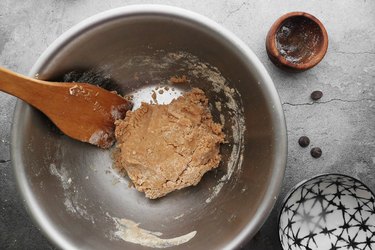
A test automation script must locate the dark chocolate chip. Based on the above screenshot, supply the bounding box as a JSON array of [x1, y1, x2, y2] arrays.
[[311, 147, 322, 158], [311, 90, 323, 100], [298, 136, 310, 147]]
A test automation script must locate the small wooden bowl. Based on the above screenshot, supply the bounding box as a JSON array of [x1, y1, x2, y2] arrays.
[[266, 12, 328, 71]]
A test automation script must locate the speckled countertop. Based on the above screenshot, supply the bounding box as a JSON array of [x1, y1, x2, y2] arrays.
[[0, 1, 374, 249]]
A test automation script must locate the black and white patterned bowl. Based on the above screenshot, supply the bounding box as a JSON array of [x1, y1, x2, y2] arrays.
[[279, 174, 375, 250]]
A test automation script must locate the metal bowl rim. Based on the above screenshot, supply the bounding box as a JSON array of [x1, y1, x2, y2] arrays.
[[11, 4, 287, 250]]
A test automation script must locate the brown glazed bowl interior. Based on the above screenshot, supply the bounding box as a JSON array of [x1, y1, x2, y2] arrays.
[[266, 12, 328, 71]]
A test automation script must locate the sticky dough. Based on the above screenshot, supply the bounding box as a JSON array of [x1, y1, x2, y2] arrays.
[[114, 88, 224, 199]]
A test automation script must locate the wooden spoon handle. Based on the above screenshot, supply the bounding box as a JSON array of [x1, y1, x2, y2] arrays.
[[0, 66, 132, 148], [0, 66, 74, 113], [0, 67, 47, 104]]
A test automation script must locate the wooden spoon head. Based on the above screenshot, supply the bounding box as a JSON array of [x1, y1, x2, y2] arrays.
[[40, 82, 132, 148]]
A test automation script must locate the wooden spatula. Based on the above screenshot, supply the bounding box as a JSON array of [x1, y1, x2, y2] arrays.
[[0, 67, 132, 148]]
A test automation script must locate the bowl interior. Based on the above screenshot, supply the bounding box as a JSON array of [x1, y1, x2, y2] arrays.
[[266, 12, 328, 71], [13, 7, 286, 250], [275, 15, 325, 65]]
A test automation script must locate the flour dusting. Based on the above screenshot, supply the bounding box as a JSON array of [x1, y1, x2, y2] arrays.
[[88, 130, 114, 148], [89, 130, 106, 144], [173, 213, 185, 220], [113, 217, 196, 248], [49, 163, 95, 224], [205, 182, 225, 203], [49, 163, 72, 190]]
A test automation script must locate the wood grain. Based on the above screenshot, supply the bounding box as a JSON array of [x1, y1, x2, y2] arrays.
[[0, 67, 132, 148], [266, 12, 328, 72]]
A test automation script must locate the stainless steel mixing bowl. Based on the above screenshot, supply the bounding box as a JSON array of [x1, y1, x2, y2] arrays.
[[12, 5, 287, 250]]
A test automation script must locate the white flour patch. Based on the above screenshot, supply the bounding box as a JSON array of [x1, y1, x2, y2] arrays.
[[88, 130, 113, 148], [111, 103, 130, 120], [49, 163, 72, 190], [89, 130, 105, 145], [110, 106, 123, 120], [173, 214, 185, 220], [113, 217, 196, 248], [205, 182, 225, 203], [215, 101, 222, 112], [220, 114, 225, 126], [49, 163, 95, 224], [64, 198, 76, 214]]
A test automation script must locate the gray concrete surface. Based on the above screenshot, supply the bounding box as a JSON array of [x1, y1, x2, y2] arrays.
[[0, 0, 374, 249]]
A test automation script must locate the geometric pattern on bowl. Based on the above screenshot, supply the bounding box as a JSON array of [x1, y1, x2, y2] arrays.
[[279, 174, 375, 250]]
